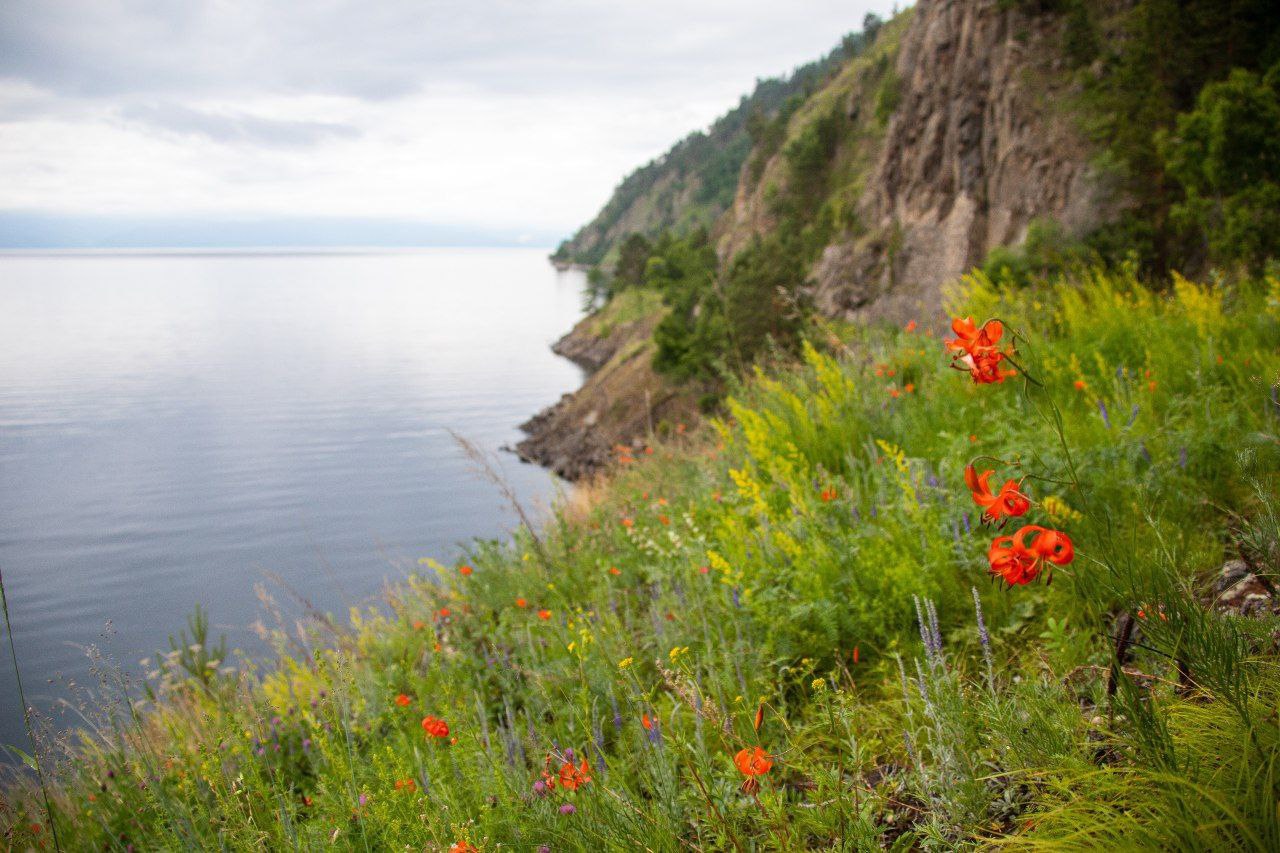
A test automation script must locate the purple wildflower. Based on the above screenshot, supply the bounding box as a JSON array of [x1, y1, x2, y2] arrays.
[[927, 600, 941, 654], [533, 779, 547, 797], [915, 658, 931, 708], [1178, 447, 1187, 469], [559, 803, 576, 815], [1127, 404, 1140, 428], [972, 587, 993, 686], [1098, 400, 1111, 428]]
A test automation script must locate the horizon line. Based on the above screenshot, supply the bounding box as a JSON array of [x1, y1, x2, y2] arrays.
[[0, 244, 559, 257]]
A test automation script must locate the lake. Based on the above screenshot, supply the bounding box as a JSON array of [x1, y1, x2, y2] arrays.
[[0, 248, 586, 753]]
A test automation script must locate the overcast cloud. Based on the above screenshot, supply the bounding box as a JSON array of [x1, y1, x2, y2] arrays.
[[0, 0, 899, 245]]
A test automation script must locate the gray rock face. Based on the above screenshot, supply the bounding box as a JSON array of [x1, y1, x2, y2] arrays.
[[818, 0, 1113, 326]]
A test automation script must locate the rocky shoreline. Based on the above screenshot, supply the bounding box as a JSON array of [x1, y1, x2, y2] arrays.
[[513, 294, 697, 481]]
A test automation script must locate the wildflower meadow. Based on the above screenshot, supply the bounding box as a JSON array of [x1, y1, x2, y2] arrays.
[[3, 266, 1280, 849]]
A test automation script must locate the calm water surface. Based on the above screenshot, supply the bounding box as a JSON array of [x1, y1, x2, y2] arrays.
[[0, 248, 585, 751]]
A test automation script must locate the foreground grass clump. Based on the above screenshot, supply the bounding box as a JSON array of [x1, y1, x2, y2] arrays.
[[3, 268, 1280, 850]]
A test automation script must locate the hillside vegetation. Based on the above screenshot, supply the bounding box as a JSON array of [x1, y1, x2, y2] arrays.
[[550, 17, 885, 270], [3, 269, 1280, 849]]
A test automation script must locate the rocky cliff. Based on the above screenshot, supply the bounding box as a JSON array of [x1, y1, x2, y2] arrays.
[[719, 0, 1112, 326], [534, 0, 1118, 480]]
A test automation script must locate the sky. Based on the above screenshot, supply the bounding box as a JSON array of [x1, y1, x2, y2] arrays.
[[0, 1, 900, 248]]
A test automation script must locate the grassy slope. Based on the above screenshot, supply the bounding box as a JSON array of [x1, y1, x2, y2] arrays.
[[4, 269, 1280, 850]]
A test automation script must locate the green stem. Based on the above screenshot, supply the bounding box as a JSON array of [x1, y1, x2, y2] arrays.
[[0, 564, 63, 851]]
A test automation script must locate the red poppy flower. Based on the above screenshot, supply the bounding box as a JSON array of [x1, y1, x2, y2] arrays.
[[515, 597, 528, 608], [964, 465, 1030, 525], [437, 607, 451, 619], [608, 567, 621, 576], [394, 693, 411, 707], [449, 843, 478, 853], [905, 320, 917, 332], [820, 487, 838, 502], [422, 715, 450, 739], [642, 713, 653, 731], [621, 518, 634, 529], [459, 565, 473, 576], [987, 525, 1074, 586], [537, 609, 552, 620], [394, 777, 416, 791], [753, 705, 764, 732]]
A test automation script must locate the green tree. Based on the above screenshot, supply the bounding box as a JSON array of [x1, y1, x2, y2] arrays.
[[1159, 66, 1280, 270], [613, 233, 653, 290]]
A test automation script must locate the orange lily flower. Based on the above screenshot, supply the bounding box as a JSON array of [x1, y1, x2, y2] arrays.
[[734, 746, 772, 794], [422, 715, 450, 739], [558, 759, 592, 791], [946, 317, 1004, 356], [449, 843, 478, 853], [964, 465, 1030, 525], [988, 525, 1075, 586], [947, 317, 1016, 384]]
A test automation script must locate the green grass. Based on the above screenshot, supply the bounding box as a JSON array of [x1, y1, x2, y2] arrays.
[[3, 267, 1279, 850]]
